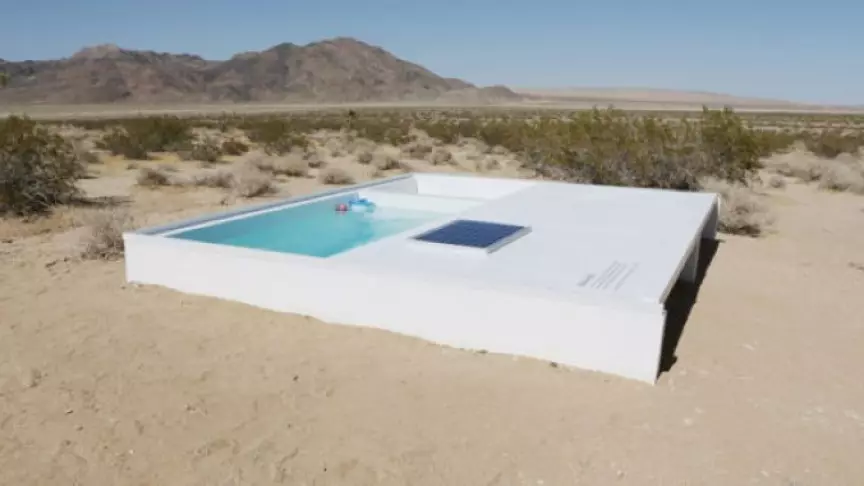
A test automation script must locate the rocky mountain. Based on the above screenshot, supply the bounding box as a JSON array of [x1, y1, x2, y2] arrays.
[[0, 38, 521, 104]]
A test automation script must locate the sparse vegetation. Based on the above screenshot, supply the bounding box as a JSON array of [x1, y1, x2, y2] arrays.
[[802, 130, 864, 159], [97, 116, 193, 159], [232, 166, 276, 198], [136, 167, 173, 187], [817, 163, 864, 194], [79, 210, 133, 260], [356, 150, 374, 165], [700, 177, 773, 236], [430, 148, 454, 165], [767, 175, 787, 189], [191, 170, 235, 189], [7, 106, 863, 224], [0, 116, 86, 215], [179, 137, 224, 163], [374, 154, 402, 171], [221, 138, 249, 156], [319, 168, 355, 185]]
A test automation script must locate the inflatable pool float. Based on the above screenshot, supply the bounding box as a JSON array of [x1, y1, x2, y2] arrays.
[[336, 197, 376, 213]]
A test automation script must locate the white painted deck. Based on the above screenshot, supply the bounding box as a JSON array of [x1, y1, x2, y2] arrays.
[[124, 174, 720, 384], [347, 176, 717, 305]]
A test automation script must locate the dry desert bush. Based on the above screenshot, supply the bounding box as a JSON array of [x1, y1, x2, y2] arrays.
[[242, 152, 309, 177], [765, 151, 864, 194], [700, 177, 773, 236], [430, 147, 454, 165], [178, 137, 224, 163], [767, 175, 787, 189], [817, 163, 864, 194], [79, 209, 134, 260], [232, 166, 276, 198], [373, 154, 402, 171], [136, 167, 174, 187], [319, 168, 355, 185], [220, 138, 249, 156], [191, 170, 235, 189], [356, 150, 374, 165]]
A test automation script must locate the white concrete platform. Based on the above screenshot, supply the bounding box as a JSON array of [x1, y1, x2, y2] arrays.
[[124, 174, 720, 384]]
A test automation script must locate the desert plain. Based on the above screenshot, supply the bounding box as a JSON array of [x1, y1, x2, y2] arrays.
[[1, 96, 864, 486]]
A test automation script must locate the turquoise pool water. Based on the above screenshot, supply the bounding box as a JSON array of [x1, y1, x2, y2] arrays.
[[169, 198, 441, 257]]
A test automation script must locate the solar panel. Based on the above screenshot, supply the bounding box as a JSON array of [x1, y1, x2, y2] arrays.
[[412, 219, 530, 252]]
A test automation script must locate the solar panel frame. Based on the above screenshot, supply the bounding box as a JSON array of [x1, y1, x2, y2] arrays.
[[412, 219, 531, 253]]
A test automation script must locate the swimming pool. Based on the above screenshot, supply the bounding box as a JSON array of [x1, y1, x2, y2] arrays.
[[170, 198, 442, 257]]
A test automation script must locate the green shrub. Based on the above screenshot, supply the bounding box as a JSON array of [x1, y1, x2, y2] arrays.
[[98, 127, 149, 159], [97, 116, 193, 159], [0, 116, 86, 215], [243, 119, 310, 155]]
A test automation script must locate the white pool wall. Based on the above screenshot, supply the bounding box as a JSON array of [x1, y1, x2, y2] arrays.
[[125, 174, 716, 384], [124, 230, 667, 383]]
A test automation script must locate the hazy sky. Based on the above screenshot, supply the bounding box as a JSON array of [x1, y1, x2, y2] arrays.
[[2, 0, 862, 104]]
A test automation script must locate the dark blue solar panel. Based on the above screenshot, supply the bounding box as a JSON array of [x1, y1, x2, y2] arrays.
[[413, 219, 527, 249]]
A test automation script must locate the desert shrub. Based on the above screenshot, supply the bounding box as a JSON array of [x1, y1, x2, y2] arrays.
[[430, 148, 454, 165], [767, 155, 825, 182], [75, 146, 101, 164], [0, 116, 86, 215], [754, 129, 797, 156], [97, 127, 149, 159], [273, 158, 310, 177], [179, 137, 224, 163], [192, 170, 235, 189], [803, 130, 864, 158], [767, 175, 787, 189], [305, 152, 326, 168], [356, 150, 374, 165], [817, 163, 864, 194], [97, 116, 193, 158], [319, 168, 355, 185], [79, 210, 133, 260], [136, 167, 173, 187], [483, 157, 502, 172], [221, 138, 249, 155], [244, 119, 310, 155], [244, 153, 309, 177], [520, 107, 767, 190], [353, 119, 412, 146], [233, 167, 275, 198], [401, 142, 433, 159], [700, 177, 773, 236], [374, 155, 402, 171]]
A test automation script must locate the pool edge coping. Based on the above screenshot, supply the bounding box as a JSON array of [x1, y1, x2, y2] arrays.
[[130, 173, 415, 237]]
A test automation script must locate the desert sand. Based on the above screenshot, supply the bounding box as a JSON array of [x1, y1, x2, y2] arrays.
[[2, 145, 864, 485]]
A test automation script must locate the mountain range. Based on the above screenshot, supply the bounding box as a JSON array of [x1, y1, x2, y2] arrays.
[[0, 37, 522, 104]]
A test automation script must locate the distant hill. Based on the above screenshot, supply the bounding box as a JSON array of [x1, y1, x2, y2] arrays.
[[0, 38, 522, 104]]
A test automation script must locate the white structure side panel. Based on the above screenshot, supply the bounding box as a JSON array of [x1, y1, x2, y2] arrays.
[[124, 233, 667, 384]]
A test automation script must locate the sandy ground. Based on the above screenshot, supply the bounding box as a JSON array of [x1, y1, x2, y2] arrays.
[[2, 150, 864, 484]]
